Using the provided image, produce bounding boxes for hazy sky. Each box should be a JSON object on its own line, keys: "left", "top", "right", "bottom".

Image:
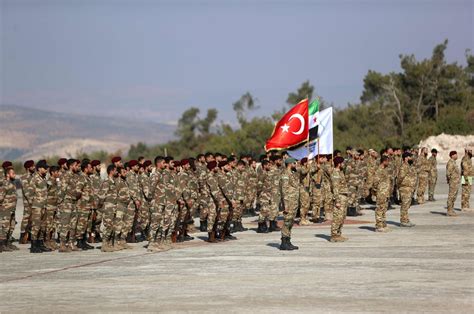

{"left": 1, "top": 0, "right": 472, "bottom": 124}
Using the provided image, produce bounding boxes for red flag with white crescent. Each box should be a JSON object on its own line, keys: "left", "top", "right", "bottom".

{"left": 265, "top": 99, "right": 308, "bottom": 151}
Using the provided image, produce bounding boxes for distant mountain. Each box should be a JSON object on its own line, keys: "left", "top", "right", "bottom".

{"left": 0, "top": 105, "right": 175, "bottom": 160}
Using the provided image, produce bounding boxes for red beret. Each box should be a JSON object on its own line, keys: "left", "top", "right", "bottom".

{"left": 91, "top": 160, "right": 101, "bottom": 167}
{"left": 57, "top": 158, "right": 67, "bottom": 166}
{"left": 111, "top": 156, "right": 121, "bottom": 163}
{"left": 128, "top": 160, "right": 138, "bottom": 167}
{"left": 180, "top": 159, "right": 189, "bottom": 166}
{"left": 173, "top": 160, "right": 181, "bottom": 167}
{"left": 218, "top": 161, "right": 228, "bottom": 168}
{"left": 24, "top": 160, "right": 34, "bottom": 168}
{"left": 334, "top": 156, "right": 345, "bottom": 167}
{"left": 2, "top": 161, "right": 12, "bottom": 169}
{"left": 300, "top": 157, "right": 308, "bottom": 164}
{"left": 143, "top": 160, "right": 152, "bottom": 167}
{"left": 207, "top": 161, "right": 217, "bottom": 170}
{"left": 449, "top": 151, "right": 457, "bottom": 157}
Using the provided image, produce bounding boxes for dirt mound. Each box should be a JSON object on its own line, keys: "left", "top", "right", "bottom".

{"left": 419, "top": 133, "right": 474, "bottom": 164}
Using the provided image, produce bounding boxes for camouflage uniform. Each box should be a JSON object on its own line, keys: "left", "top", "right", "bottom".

{"left": 161, "top": 168, "right": 180, "bottom": 244}
{"left": 116, "top": 176, "right": 132, "bottom": 242}
{"left": 298, "top": 164, "right": 310, "bottom": 224}
{"left": 97, "top": 177, "right": 117, "bottom": 243}
{"left": 75, "top": 172, "right": 94, "bottom": 241}
{"left": 177, "top": 170, "right": 197, "bottom": 231}
{"left": 309, "top": 162, "right": 323, "bottom": 221}
{"left": 0, "top": 177, "right": 17, "bottom": 243}
{"left": 244, "top": 165, "right": 258, "bottom": 212}
{"left": 330, "top": 168, "right": 348, "bottom": 238}
{"left": 268, "top": 166, "right": 282, "bottom": 221}
{"left": 446, "top": 159, "right": 460, "bottom": 214}
{"left": 125, "top": 170, "right": 141, "bottom": 237}
{"left": 428, "top": 155, "right": 438, "bottom": 200}
{"left": 29, "top": 172, "right": 48, "bottom": 241}
{"left": 45, "top": 177, "right": 59, "bottom": 241}
{"left": 138, "top": 171, "right": 151, "bottom": 231}
{"left": 232, "top": 168, "right": 246, "bottom": 223}
{"left": 57, "top": 171, "right": 81, "bottom": 245}
{"left": 373, "top": 165, "right": 391, "bottom": 229}
{"left": 416, "top": 154, "right": 430, "bottom": 204}
{"left": 280, "top": 168, "right": 300, "bottom": 238}
{"left": 20, "top": 172, "right": 34, "bottom": 234}
{"left": 148, "top": 170, "right": 166, "bottom": 245}
{"left": 258, "top": 169, "right": 272, "bottom": 223}
{"left": 89, "top": 171, "right": 102, "bottom": 237}
{"left": 197, "top": 163, "right": 211, "bottom": 223}
{"left": 397, "top": 162, "right": 417, "bottom": 223}
{"left": 344, "top": 156, "right": 359, "bottom": 212}
{"left": 364, "top": 155, "right": 378, "bottom": 198}
{"left": 322, "top": 162, "right": 333, "bottom": 218}
{"left": 206, "top": 171, "right": 221, "bottom": 233}
{"left": 461, "top": 154, "right": 472, "bottom": 210}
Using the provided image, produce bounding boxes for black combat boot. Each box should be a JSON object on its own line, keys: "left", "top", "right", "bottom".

{"left": 347, "top": 207, "right": 357, "bottom": 217}
{"left": 207, "top": 231, "right": 217, "bottom": 243}
{"left": 200, "top": 220, "right": 207, "bottom": 232}
{"left": 256, "top": 222, "right": 267, "bottom": 233}
{"left": 269, "top": 220, "right": 281, "bottom": 232}
{"left": 183, "top": 231, "right": 194, "bottom": 241}
{"left": 38, "top": 239, "right": 52, "bottom": 252}
{"left": 225, "top": 228, "right": 237, "bottom": 240}
{"left": 287, "top": 237, "right": 299, "bottom": 250}
{"left": 82, "top": 235, "right": 94, "bottom": 250}
{"left": 2, "top": 239, "right": 13, "bottom": 252}
{"left": 30, "top": 240, "right": 43, "bottom": 253}
{"left": 279, "top": 237, "right": 293, "bottom": 251}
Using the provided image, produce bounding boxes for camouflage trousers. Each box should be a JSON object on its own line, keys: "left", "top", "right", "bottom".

{"left": 113, "top": 203, "right": 127, "bottom": 237}
{"left": 461, "top": 182, "right": 471, "bottom": 209}
{"left": 375, "top": 195, "right": 389, "bottom": 229}
{"left": 148, "top": 201, "right": 165, "bottom": 241}
{"left": 30, "top": 206, "right": 46, "bottom": 240}
{"left": 310, "top": 187, "right": 322, "bottom": 220}
{"left": 232, "top": 200, "right": 245, "bottom": 222}
{"left": 121, "top": 202, "right": 135, "bottom": 237}
{"left": 331, "top": 195, "right": 347, "bottom": 237}
{"left": 100, "top": 204, "right": 116, "bottom": 240}
{"left": 0, "top": 210, "right": 15, "bottom": 240}
{"left": 138, "top": 201, "right": 151, "bottom": 231}
{"left": 258, "top": 194, "right": 271, "bottom": 222}
{"left": 447, "top": 181, "right": 459, "bottom": 212}
{"left": 44, "top": 205, "right": 57, "bottom": 235}
{"left": 57, "top": 200, "right": 78, "bottom": 242}
{"left": 323, "top": 185, "right": 334, "bottom": 215}
{"left": 161, "top": 203, "right": 177, "bottom": 239}
{"left": 216, "top": 205, "right": 230, "bottom": 231}
{"left": 87, "top": 209, "right": 102, "bottom": 235}
{"left": 281, "top": 197, "right": 298, "bottom": 238}
{"left": 199, "top": 194, "right": 211, "bottom": 221}
{"left": 206, "top": 200, "right": 217, "bottom": 233}
{"left": 74, "top": 207, "right": 91, "bottom": 240}
{"left": 416, "top": 171, "right": 429, "bottom": 203}
{"left": 347, "top": 182, "right": 359, "bottom": 208}
{"left": 299, "top": 187, "right": 310, "bottom": 220}
{"left": 20, "top": 203, "right": 32, "bottom": 233}
{"left": 428, "top": 172, "right": 437, "bottom": 199}
{"left": 399, "top": 187, "right": 413, "bottom": 223}
{"left": 364, "top": 176, "right": 374, "bottom": 198}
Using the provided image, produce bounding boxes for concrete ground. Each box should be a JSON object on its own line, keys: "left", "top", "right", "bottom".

{"left": 1, "top": 167, "right": 473, "bottom": 312}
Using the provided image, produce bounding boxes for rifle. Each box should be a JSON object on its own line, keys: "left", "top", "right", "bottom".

{"left": 88, "top": 209, "right": 98, "bottom": 243}
{"left": 128, "top": 205, "right": 140, "bottom": 243}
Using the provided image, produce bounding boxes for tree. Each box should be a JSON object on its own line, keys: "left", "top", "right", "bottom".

{"left": 233, "top": 92, "right": 259, "bottom": 126}
{"left": 286, "top": 80, "right": 314, "bottom": 106}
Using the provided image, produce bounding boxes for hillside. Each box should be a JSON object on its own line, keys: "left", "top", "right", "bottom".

{"left": 0, "top": 105, "right": 175, "bottom": 160}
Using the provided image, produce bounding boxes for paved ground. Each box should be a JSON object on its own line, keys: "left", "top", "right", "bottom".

{"left": 1, "top": 167, "right": 473, "bottom": 312}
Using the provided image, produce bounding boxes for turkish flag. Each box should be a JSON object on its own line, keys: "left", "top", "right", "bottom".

{"left": 265, "top": 99, "right": 308, "bottom": 151}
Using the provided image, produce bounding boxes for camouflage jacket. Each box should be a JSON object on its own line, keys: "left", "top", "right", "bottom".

{"left": 280, "top": 168, "right": 300, "bottom": 203}
{"left": 97, "top": 177, "right": 117, "bottom": 211}
{"left": 29, "top": 173, "right": 48, "bottom": 208}
{"left": 46, "top": 178, "right": 60, "bottom": 209}
{"left": 116, "top": 177, "right": 131, "bottom": 206}
{"left": 331, "top": 168, "right": 349, "bottom": 199}
{"left": 207, "top": 171, "right": 224, "bottom": 206}
{"left": 77, "top": 172, "right": 95, "bottom": 210}
{"left": 162, "top": 169, "right": 180, "bottom": 204}
{"left": 59, "top": 171, "right": 82, "bottom": 203}
{"left": 0, "top": 178, "right": 17, "bottom": 212}
{"left": 461, "top": 155, "right": 473, "bottom": 179}
{"left": 446, "top": 159, "right": 460, "bottom": 184}
{"left": 196, "top": 163, "right": 210, "bottom": 197}
{"left": 373, "top": 166, "right": 391, "bottom": 199}
{"left": 139, "top": 172, "right": 151, "bottom": 201}
{"left": 417, "top": 155, "right": 431, "bottom": 174}
{"left": 233, "top": 169, "right": 246, "bottom": 202}
{"left": 20, "top": 172, "right": 34, "bottom": 206}
{"left": 397, "top": 163, "right": 417, "bottom": 189}
{"left": 149, "top": 170, "right": 165, "bottom": 206}
{"left": 126, "top": 171, "right": 141, "bottom": 202}
{"left": 428, "top": 156, "right": 437, "bottom": 176}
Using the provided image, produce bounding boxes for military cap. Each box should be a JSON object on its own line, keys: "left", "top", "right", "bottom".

{"left": 218, "top": 161, "right": 228, "bottom": 168}
{"left": 284, "top": 158, "right": 297, "bottom": 165}
{"left": 128, "top": 160, "right": 138, "bottom": 167}
{"left": 207, "top": 161, "right": 217, "bottom": 170}
{"left": 449, "top": 151, "right": 457, "bottom": 157}
{"left": 180, "top": 159, "right": 189, "bottom": 166}
{"left": 431, "top": 148, "right": 438, "bottom": 153}
{"left": 2, "top": 161, "right": 13, "bottom": 169}
{"left": 57, "top": 158, "right": 67, "bottom": 166}
{"left": 143, "top": 160, "right": 152, "bottom": 167}
{"left": 91, "top": 160, "right": 101, "bottom": 167}
{"left": 111, "top": 156, "right": 122, "bottom": 163}
{"left": 24, "top": 160, "right": 34, "bottom": 168}
{"left": 36, "top": 160, "right": 49, "bottom": 170}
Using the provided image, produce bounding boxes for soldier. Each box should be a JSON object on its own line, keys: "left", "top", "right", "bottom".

{"left": 279, "top": 158, "right": 299, "bottom": 250}
{"left": 116, "top": 166, "right": 133, "bottom": 249}
{"left": 147, "top": 156, "right": 167, "bottom": 252}
{"left": 176, "top": 159, "right": 196, "bottom": 242}
{"left": 45, "top": 166, "right": 60, "bottom": 250}
{"left": 19, "top": 160, "right": 35, "bottom": 244}
{"left": 267, "top": 156, "right": 281, "bottom": 232}
{"left": 446, "top": 151, "right": 460, "bottom": 217}
{"left": 257, "top": 160, "right": 272, "bottom": 233}
{"left": 321, "top": 155, "right": 334, "bottom": 220}
{"left": 231, "top": 160, "right": 247, "bottom": 232}
{"left": 330, "top": 156, "right": 349, "bottom": 242}
{"left": 397, "top": 152, "right": 417, "bottom": 227}
{"left": 309, "top": 155, "right": 325, "bottom": 223}
{"left": 345, "top": 150, "right": 360, "bottom": 216}
{"left": 88, "top": 159, "right": 102, "bottom": 243}
{"left": 28, "top": 160, "right": 52, "bottom": 253}
{"left": 373, "top": 156, "right": 391, "bottom": 232}
{"left": 460, "top": 148, "right": 473, "bottom": 211}
{"left": 364, "top": 149, "right": 378, "bottom": 203}
{"left": 416, "top": 147, "right": 430, "bottom": 204}
{"left": 74, "top": 160, "right": 95, "bottom": 250}
{"left": 205, "top": 161, "right": 220, "bottom": 242}
{"left": 217, "top": 161, "right": 237, "bottom": 240}
{"left": 125, "top": 160, "right": 142, "bottom": 243}
{"left": 427, "top": 149, "right": 438, "bottom": 201}
{"left": 97, "top": 165, "right": 118, "bottom": 252}
{"left": 137, "top": 160, "right": 152, "bottom": 241}
{"left": 160, "top": 158, "right": 180, "bottom": 248}
{"left": 0, "top": 163, "right": 18, "bottom": 252}
{"left": 198, "top": 153, "right": 213, "bottom": 232}
{"left": 298, "top": 158, "right": 311, "bottom": 225}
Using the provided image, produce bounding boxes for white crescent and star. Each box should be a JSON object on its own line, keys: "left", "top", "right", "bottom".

{"left": 280, "top": 113, "right": 305, "bottom": 135}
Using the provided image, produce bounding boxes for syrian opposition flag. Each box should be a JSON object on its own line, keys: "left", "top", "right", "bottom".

{"left": 265, "top": 99, "right": 309, "bottom": 151}
{"left": 308, "top": 99, "right": 320, "bottom": 141}
{"left": 288, "top": 107, "right": 333, "bottom": 160}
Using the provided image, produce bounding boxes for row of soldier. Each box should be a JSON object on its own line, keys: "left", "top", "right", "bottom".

{"left": 0, "top": 147, "right": 472, "bottom": 253}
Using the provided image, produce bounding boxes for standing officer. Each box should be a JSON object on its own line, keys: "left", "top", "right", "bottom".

{"left": 397, "top": 152, "right": 417, "bottom": 227}
{"left": 461, "top": 148, "right": 472, "bottom": 211}
{"left": 279, "top": 158, "right": 300, "bottom": 251}
{"left": 330, "top": 156, "right": 349, "bottom": 242}
{"left": 428, "top": 149, "right": 438, "bottom": 201}
{"left": 373, "top": 156, "right": 391, "bottom": 232}
{"left": 0, "top": 163, "right": 18, "bottom": 252}
{"left": 446, "top": 151, "right": 460, "bottom": 217}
